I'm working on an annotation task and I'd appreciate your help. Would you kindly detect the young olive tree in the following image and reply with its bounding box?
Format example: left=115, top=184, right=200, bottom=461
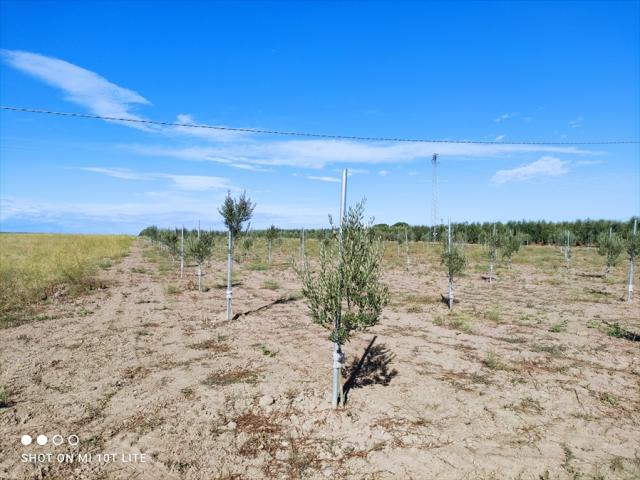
left=298, top=200, right=389, bottom=405
left=186, top=234, right=213, bottom=291
left=441, top=222, right=467, bottom=309
left=161, top=229, right=180, bottom=263
left=560, top=230, right=574, bottom=268
left=219, top=191, right=256, bottom=320
left=596, top=231, right=624, bottom=276
left=240, top=234, right=254, bottom=263
left=265, top=225, right=279, bottom=264
left=480, top=224, right=499, bottom=282
left=500, top=230, right=522, bottom=269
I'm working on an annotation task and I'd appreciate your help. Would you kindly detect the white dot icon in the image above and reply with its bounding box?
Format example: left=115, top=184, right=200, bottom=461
left=36, top=435, right=48, bottom=446
left=21, top=435, right=32, bottom=446
left=52, top=435, right=63, bottom=446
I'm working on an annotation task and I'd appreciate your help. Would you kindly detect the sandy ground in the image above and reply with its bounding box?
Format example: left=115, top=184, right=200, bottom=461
left=1, top=239, right=639, bottom=479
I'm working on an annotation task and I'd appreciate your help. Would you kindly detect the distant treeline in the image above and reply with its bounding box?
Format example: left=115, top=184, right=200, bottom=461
left=140, top=218, right=638, bottom=246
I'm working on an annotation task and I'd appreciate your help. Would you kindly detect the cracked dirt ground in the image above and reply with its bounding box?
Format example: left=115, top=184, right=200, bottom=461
left=1, top=239, right=639, bottom=479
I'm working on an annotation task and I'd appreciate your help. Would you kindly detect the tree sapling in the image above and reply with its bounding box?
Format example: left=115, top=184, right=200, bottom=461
left=219, top=191, right=256, bottom=320
left=299, top=200, right=388, bottom=407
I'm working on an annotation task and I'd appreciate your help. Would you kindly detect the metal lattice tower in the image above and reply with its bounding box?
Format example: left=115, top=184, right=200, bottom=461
left=431, top=153, right=439, bottom=241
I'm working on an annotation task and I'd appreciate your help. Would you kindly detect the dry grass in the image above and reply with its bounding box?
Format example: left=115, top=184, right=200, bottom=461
left=0, top=233, right=133, bottom=327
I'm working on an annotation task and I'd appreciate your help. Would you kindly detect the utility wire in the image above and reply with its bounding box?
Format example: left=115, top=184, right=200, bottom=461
left=1, top=105, right=638, bottom=145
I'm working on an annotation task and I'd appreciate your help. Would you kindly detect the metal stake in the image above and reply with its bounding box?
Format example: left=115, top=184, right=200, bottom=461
left=332, top=168, right=348, bottom=408
left=180, top=225, right=184, bottom=278
left=628, top=218, right=637, bottom=302
left=226, top=229, right=233, bottom=320
left=448, top=219, right=453, bottom=310
left=405, top=227, right=410, bottom=271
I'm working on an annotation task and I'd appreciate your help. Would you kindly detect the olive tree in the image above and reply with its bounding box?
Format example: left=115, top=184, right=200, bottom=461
left=219, top=191, right=256, bottom=320
left=596, top=231, right=624, bottom=276
left=298, top=200, right=388, bottom=406
left=500, top=230, right=522, bottom=269
left=160, top=229, right=180, bottom=263
left=480, top=224, right=499, bottom=282
left=186, top=234, right=213, bottom=291
left=265, top=225, right=279, bottom=264
left=441, top=222, right=467, bottom=309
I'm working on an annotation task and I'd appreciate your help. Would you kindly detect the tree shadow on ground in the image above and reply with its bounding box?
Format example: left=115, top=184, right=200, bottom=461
left=342, top=336, right=398, bottom=404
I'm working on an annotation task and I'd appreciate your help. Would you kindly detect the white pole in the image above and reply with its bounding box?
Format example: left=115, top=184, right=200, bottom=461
left=301, top=228, right=306, bottom=265
left=628, top=218, right=637, bottom=302
left=332, top=168, right=348, bottom=408
left=226, top=229, right=233, bottom=320
left=180, top=226, right=184, bottom=278
left=448, top=219, right=453, bottom=310
left=405, top=227, right=410, bottom=271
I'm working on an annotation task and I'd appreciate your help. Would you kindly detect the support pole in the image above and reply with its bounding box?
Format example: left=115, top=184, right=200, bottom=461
left=301, top=228, right=306, bottom=266
left=226, top=229, right=233, bottom=320
left=448, top=219, right=453, bottom=310
left=180, top=226, right=184, bottom=278
left=628, top=218, right=637, bottom=302
left=405, top=227, right=410, bottom=271
left=332, top=168, right=348, bottom=408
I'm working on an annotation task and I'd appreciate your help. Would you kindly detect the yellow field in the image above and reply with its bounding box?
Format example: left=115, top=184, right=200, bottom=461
left=0, top=233, right=134, bottom=327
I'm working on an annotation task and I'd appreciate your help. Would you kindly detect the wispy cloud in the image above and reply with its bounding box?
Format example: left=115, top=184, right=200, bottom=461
left=1, top=50, right=245, bottom=139
left=307, top=175, right=341, bottom=183
left=80, top=167, right=150, bottom=180
left=574, top=159, right=603, bottom=166
left=0, top=50, right=603, bottom=175
left=1, top=49, right=151, bottom=129
left=568, top=116, right=583, bottom=128
left=156, top=174, right=232, bottom=191
left=80, top=166, right=233, bottom=191
left=130, top=141, right=598, bottom=170
left=378, top=170, right=389, bottom=176
left=491, top=156, right=570, bottom=184
left=0, top=195, right=331, bottom=231
left=494, top=134, right=506, bottom=142
left=494, top=113, right=516, bottom=123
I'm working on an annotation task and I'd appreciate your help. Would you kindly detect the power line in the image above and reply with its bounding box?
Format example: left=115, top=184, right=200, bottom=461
left=1, top=105, right=638, bottom=145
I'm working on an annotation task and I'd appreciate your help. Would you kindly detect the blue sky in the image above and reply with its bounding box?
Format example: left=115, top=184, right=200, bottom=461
left=0, top=0, right=638, bottom=233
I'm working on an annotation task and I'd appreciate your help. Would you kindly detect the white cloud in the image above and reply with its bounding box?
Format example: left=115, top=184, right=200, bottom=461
left=307, top=175, right=340, bottom=183
left=491, top=156, right=570, bottom=184
left=494, top=134, right=506, bottom=142
left=574, top=159, right=603, bottom=166
left=568, top=116, right=583, bottom=128
left=1, top=49, right=151, bottom=129
left=378, top=170, right=389, bottom=176
left=0, top=50, right=603, bottom=176
left=130, top=140, right=598, bottom=170
left=167, top=113, right=247, bottom=142
left=494, top=113, right=516, bottom=123
left=408, top=171, right=418, bottom=176
left=80, top=166, right=232, bottom=191
left=1, top=50, right=246, bottom=140
left=0, top=195, right=331, bottom=230
left=156, top=174, right=232, bottom=191
left=81, top=167, right=150, bottom=180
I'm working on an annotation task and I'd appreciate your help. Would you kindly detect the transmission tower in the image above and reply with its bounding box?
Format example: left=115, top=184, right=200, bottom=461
left=431, top=153, right=439, bottom=241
